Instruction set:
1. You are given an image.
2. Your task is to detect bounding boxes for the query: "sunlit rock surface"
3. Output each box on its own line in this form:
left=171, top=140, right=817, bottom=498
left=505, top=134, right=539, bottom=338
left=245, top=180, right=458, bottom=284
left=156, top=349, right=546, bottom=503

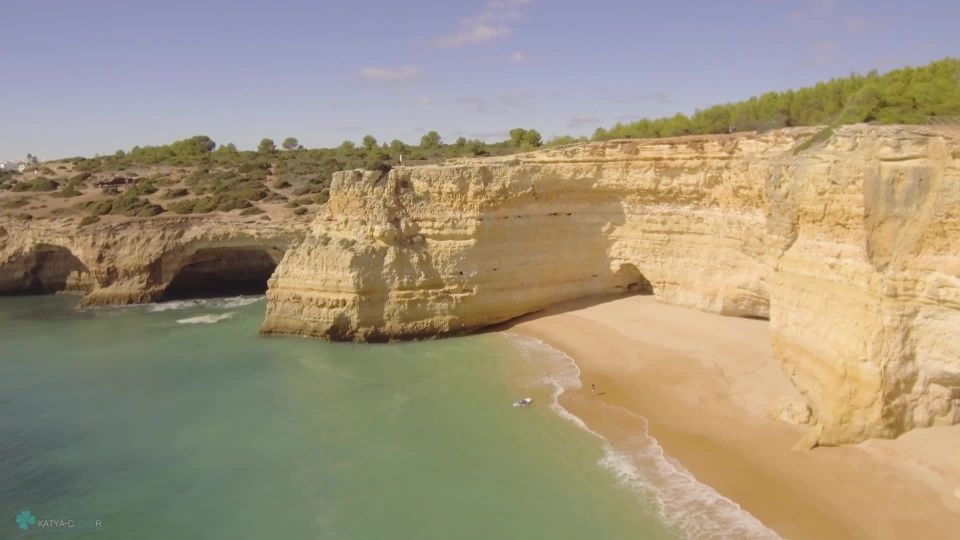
left=262, top=125, right=960, bottom=444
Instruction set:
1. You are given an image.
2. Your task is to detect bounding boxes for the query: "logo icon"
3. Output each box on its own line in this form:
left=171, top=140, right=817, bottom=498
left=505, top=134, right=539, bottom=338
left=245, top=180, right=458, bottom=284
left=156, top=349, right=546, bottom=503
left=16, top=510, right=36, bottom=530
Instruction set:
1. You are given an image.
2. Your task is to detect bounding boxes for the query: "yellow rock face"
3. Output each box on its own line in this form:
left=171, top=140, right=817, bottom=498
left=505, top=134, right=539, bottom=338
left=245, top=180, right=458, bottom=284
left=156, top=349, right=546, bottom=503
left=769, top=125, right=960, bottom=444
left=0, top=216, right=304, bottom=305
left=262, top=125, right=960, bottom=444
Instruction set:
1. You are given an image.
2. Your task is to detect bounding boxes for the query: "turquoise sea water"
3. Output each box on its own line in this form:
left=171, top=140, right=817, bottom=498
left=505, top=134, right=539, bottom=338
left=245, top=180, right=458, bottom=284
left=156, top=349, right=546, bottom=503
left=0, top=295, right=681, bottom=539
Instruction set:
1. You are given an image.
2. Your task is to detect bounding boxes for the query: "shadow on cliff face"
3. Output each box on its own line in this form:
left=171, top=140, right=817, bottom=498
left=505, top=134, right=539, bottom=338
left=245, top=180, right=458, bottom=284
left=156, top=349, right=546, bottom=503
left=365, top=165, right=661, bottom=338
left=0, top=244, right=91, bottom=295
left=458, top=166, right=642, bottom=326
left=613, top=263, right=654, bottom=294
left=158, top=246, right=279, bottom=300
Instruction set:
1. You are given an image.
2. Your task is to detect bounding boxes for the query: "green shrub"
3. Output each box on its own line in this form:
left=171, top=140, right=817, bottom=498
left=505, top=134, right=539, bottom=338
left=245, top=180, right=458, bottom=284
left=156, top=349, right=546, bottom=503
left=238, top=161, right=270, bottom=174
left=74, top=159, right=102, bottom=173
left=125, top=181, right=158, bottom=197
left=51, top=186, right=83, bottom=198
left=168, top=192, right=254, bottom=214
left=592, top=58, right=960, bottom=141
left=66, top=173, right=90, bottom=188
left=192, top=198, right=217, bottom=213
left=75, top=194, right=164, bottom=217
left=79, top=215, right=100, bottom=226
left=12, top=177, right=60, bottom=192
left=167, top=200, right=197, bottom=214
left=79, top=199, right=115, bottom=216
left=211, top=194, right=251, bottom=212
left=162, top=188, right=189, bottom=199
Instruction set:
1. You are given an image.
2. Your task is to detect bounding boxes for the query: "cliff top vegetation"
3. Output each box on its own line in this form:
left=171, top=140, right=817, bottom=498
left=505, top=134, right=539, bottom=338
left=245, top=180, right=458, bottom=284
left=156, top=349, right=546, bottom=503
left=1, top=58, right=957, bottom=225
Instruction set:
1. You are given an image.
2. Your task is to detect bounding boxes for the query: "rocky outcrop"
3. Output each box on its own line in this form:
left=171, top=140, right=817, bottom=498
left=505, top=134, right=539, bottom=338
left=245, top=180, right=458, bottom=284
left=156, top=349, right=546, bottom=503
left=262, top=125, right=960, bottom=444
left=262, top=130, right=804, bottom=340
left=768, top=125, right=960, bottom=444
left=0, top=216, right=305, bottom=305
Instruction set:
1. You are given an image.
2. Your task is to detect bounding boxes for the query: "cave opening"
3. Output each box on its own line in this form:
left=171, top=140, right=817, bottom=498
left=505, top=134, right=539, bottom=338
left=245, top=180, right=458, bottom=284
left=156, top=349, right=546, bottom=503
left=3, top=245, right=90, bottom=295
left=161, top=247, right=278, bottom=300
left=613, top=263, right=653, bottom=295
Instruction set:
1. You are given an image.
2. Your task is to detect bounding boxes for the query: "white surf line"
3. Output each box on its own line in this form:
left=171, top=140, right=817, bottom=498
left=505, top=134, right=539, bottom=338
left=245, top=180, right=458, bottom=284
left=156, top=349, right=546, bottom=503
left=504, top=332, right=780, bottom=540
left=176, top=312, right=236, bottom=324
left=148, top=295, right=265, bottom=312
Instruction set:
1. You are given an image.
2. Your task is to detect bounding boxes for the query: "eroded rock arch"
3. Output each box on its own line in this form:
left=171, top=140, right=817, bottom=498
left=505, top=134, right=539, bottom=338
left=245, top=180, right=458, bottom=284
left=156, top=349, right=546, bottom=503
left=612, top=263, right=654, bottom=294
left=0, top=244, right=92, bottom=295
left=158, top=245, right=281, bottom=300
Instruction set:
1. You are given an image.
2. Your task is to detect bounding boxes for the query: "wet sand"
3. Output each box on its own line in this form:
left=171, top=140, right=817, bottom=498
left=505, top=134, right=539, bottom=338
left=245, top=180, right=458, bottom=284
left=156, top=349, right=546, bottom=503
left=504, top=294, right=960, bottom=539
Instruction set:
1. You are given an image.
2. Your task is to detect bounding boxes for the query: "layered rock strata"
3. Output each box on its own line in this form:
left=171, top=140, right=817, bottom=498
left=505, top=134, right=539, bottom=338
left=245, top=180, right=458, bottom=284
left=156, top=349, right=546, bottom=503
left=262, top=125, right=960, bottom=444
left=0, top=216, right=304, bottom=306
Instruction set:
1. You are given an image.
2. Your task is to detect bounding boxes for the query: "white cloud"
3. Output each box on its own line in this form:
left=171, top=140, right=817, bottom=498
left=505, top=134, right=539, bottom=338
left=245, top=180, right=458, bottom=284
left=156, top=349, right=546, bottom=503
left=438, top=24, right=510, bottom=46
left=437, top=0, right=533, bottom=47
left=510, top=51, right=533, bottom=63
left=359, top=66, right=420, bottom=81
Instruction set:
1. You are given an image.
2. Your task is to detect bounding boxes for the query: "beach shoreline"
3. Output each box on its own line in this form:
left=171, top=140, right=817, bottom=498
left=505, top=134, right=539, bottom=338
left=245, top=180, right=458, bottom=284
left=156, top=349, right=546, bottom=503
left=501, top=295, right=960, bottom=539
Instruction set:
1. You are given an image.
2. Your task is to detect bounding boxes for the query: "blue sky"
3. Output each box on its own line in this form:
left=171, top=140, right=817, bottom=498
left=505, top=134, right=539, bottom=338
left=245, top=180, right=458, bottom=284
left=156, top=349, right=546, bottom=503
left=0, top=0, right=956, bottom=159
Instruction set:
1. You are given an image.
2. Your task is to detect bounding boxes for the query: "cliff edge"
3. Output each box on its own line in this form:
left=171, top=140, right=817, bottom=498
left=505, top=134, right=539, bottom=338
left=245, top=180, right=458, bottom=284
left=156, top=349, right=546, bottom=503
left=262, top=125, right=960, bottom=444
left=0, top=216, right=305, bottom=305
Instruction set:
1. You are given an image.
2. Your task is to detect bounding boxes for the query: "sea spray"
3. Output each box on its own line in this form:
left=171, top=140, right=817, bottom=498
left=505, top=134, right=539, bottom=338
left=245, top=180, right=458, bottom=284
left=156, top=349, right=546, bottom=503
left=505, top=334, right=780, bottom=540
left=148, top=299, right=204, bottom=312
left=148, top=295, right=264, bottom=312
left=176, top=312, right=236, bottom=324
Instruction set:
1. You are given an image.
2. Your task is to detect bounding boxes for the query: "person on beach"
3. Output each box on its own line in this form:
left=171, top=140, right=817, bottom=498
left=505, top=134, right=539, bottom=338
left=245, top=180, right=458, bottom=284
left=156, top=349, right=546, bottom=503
left=591, top=384, right=597, bottom=394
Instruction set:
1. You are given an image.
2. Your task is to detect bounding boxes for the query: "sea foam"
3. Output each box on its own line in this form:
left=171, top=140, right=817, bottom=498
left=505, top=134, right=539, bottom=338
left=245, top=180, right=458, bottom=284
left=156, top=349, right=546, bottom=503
left=148, top=295, right=264, bottom=313
left=506, top=334, right=780, bottom=540
left=176, top=312, right=236, bottom=325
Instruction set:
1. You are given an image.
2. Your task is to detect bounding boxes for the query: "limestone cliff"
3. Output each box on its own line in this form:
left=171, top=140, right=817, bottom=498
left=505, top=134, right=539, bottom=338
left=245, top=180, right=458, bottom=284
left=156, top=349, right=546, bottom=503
left=262, top=125, right=960, bottom=444
left=768, top=125, right=960, bottom=444
left=0, top=216, right=305, bottom=305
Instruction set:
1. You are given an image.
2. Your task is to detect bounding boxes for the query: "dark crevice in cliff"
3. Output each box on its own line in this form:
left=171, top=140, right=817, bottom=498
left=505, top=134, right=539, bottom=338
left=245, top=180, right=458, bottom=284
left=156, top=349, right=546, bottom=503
left=613, top=263, right=654, bottom=295
left=160, top=247, right=277, bottom=300
left=0, top=245, right=91, bottom=295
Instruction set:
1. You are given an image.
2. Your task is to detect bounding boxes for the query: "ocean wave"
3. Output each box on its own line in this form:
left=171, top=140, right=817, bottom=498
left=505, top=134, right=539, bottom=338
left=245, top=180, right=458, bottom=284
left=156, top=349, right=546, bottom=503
left=210, top=295, right=265, bottom=309
left=148, top=299, right=205, bottom=312
left=148, top=295, right=264, bottom=313
left=176, top=312, right=236, bottom=324
left=504, top=333, right=780, bottom=540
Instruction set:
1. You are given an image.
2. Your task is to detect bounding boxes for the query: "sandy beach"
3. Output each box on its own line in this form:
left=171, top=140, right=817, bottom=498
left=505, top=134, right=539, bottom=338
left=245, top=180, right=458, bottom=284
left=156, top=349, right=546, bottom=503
left=504, top=294, right=960, bottom=539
